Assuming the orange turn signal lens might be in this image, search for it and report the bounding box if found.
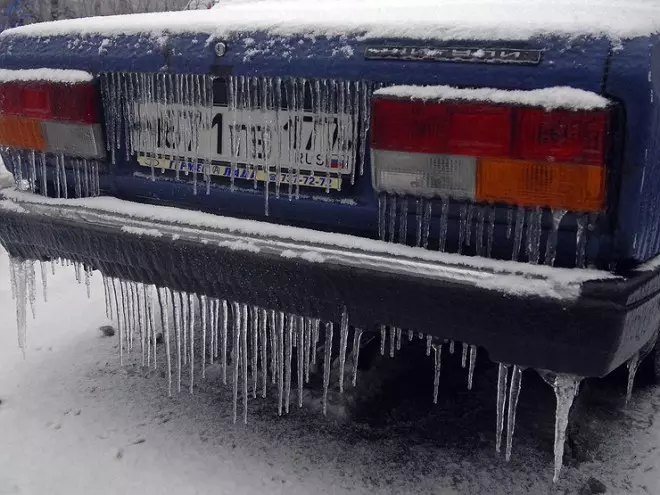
[0,115,46,150]
[476,158,605,212]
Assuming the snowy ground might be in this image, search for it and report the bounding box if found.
[0,247,659,495]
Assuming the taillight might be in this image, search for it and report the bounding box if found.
[370,87,609,212]
[0,71,104,158]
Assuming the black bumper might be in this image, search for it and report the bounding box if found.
[1,189,659,378]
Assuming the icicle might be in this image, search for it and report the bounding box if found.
[260,308,268,398]
[449,340,455,354]
[458,204,468,253]
[459,205,472,248]
[422,199,432,248]
[311,318,320,366]
[467,345,477,390]
[495,363,510,453]
[389,326,396,358]
[526,207,543,265]
[84,266,92,299]
[408,329,414,341]
[351,328,363,387]
[221,299,228,384]
[181,292,189,367]
[269,311,277,384]
[26,261,36,320]
[511,207,526,261]
[11,259,28,356]
[505,365,523,461]
[241,304,248,424]
[232,302,241,424]
[284,314,294,414]
[415,198,424,247]
[544,209,567,267]
[475,206,486,256]
[277,311,285,416]
[438,197,449,252]
[322,322,334,416]
[461,342,468,368]
[626,352,640,406]
[200,295,207,379]
[576,214,588,268]
[506,207,514,240]
[188,294,195,394]
[425,334,432,356]
[380,324,386,356]
[388,195,397,243]
[297,315,304,408]
[486,206,496,258]
[338,308,349,392]
[304,318,312,384]
[396,327,402,351]
[378,193,387,241]
[111,279,123,366]
[251,306,259,399]
[172,290,183,393]
[539,372,582,483]
[398,197,409,245]
[432,344,442,404]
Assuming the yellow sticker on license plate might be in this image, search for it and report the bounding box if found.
[137,156,342,190]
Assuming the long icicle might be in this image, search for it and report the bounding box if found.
[260,308,268,398]
[467,345,477,390]
[351,328,363,387]
[496,363,510,453]
[232,302,241,424]
[323,322,334,416]
[505,365,523,461]
[297,315,305,408]
[338,308,349,393]
[277,311,285,416]
[241,304,248,424]
[432,344,443,404]
[157,288,172,396]
[284,314,293,414]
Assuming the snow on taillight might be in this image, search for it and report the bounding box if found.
[370,85,610,212]
[0,69,104,159]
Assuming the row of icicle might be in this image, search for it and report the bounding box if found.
[378,194,597,267]
[1,148,101,199]
[9,257,649,482]
[100,72,375,214]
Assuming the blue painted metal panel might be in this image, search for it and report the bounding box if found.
[606,36,660,264]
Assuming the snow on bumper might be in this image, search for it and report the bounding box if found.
[0,188,658,377]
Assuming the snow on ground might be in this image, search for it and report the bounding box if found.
[0,247,659,495]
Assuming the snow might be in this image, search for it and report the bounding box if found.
[1,0,659,42]
[0,68,93,84]
[374,85,610,111]
[121,226,163,237]
[0,247,659,494]
[0,189,619,301]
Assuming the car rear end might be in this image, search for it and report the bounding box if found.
[0,0,660,480]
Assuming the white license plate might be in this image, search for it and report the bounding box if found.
[132,103,356,176]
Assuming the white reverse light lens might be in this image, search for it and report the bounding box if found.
[41,122,106,159]
[371,149,476,199]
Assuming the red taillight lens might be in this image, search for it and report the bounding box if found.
[514,109,607,165]
[370,93,610,212]
[0,80,104,158]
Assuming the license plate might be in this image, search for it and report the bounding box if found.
[137,156,342,190]
[132,103,356,177]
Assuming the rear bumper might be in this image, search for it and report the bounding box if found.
[1,188,659,377]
